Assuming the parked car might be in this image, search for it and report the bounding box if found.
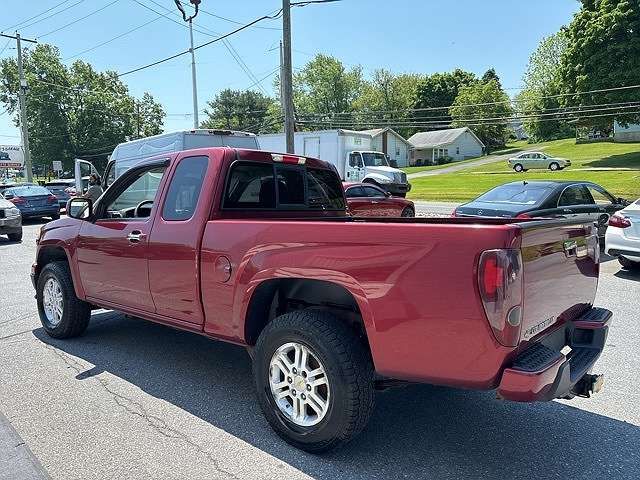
[508,152,571,172]
[33,147,611,452]
[343,182,415,217]
[605,198,640,270]
[0,182,36,196]
[453,180,628,240]
[3,185,60,220]
[0,192,22,241]
[45,179,76,210]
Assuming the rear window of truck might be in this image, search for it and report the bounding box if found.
[224,161,345,211]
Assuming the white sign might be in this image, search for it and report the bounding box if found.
[0,145,24,168]
[53,160,63,172]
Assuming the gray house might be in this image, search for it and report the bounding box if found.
[408,127,485,165]
[360,127,412,167]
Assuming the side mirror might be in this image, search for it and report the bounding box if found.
[67,197,93,219]
[4,193,13,200]
[617,197,628,205]
[385,191,391,197]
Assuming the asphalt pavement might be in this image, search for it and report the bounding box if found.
[1,219,639,480]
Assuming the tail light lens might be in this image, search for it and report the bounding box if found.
[608,213,631,228]
[478,249,523,347]
[9,196,25,205]
[451,208,458,217]
[516,213,531,219]
[47,194,58,204]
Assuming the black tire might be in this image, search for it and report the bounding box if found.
[253,310,375,453]
[513,163,524,172]
[36,261,91,338]
[619,256,640,270]
[7,231,22,242]
[549,162,560,171]
[401,207,415,217]
[50,213,60,220]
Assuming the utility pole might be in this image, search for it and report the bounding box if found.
[174,1,201,129]
[1,32,37,182]
[282,0,295,153]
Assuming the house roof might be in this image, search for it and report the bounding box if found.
[358,127,412,146]
[408,127,485,149]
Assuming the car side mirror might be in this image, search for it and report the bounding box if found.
[67,197,93,220]
[4,193,13,200]
[385,191,391,197]
[617,197,628,205]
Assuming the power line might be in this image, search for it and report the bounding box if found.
[0,38,11,56]
[14,0,87,32]
[1,0,74,32]
[37,0,121,39]
[170,0,282,31]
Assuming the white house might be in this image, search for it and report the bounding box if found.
[614,122,640,143]
[360,128,412,167]
[407,127,485,165]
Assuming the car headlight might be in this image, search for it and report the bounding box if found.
[6,207,20,217]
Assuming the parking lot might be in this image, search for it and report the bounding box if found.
[1,219,639,480]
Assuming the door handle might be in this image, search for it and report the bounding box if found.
[127,231,146,243]
[563,208,573,214]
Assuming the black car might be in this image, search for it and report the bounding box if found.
[45,179,76,210]
[453,180,629,239]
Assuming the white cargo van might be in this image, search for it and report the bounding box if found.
[257,129,411,196]
[75,129,259,192]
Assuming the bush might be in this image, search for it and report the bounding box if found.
[436,156,453,165]
[415,159,423,166]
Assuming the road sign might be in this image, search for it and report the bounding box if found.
[53,160,63,172]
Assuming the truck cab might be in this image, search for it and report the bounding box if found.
[345,150,410,196]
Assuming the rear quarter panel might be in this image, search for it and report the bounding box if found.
[201,220,519,389]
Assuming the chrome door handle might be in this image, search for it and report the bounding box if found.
[127,231,146,243]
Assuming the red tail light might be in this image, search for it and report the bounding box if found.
[516,212,531,219]
[47,194,58,204]
[608,213,631,228]
[451,208,458,217]
[9,196,25,205]
[478,249,523,347]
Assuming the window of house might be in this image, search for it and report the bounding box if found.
[162,156,208,221]
[395,146,400,156]
[456,146,460,155]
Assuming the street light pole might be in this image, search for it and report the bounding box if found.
[282,0,295,153]
[189,19,199,129]
[1,32,37,182]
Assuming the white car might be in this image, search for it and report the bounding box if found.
[605,198,640,270]
[507,152,571,172]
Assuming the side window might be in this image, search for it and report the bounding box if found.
[558,185,592,207]
[363,186,384,198]
[162,156,208,221]
[102,167,166,219]
[224,163,275,209]
[307,168,345,210]
[349,153,363,168]
[345,186,365,198]
[587,185,615,205]
[276,166,305,206]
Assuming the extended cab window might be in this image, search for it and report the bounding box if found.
[102,167,166,219]
[162,156,208,221]
[225,163,276,209]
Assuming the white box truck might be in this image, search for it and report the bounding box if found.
[257,129,411,196]
[74,129,259,193]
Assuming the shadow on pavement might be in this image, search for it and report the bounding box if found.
[614,268,640,282]
[34,313,639,480]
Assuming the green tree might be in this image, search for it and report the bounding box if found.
[450,80,513,149]
[0,44,164,173]
[482,68,502,88]
[201,88,278,133]
[518,31,573,141]
[354,69,423,135]
[413,69,478,124]
[292,54,363,128]
[559,0,640,127]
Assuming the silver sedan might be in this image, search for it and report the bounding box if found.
[508,152,571,172]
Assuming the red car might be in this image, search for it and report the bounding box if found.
[32,148,610,452]
[343,182,415,217]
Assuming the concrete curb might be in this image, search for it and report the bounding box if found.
[0,412,50,480]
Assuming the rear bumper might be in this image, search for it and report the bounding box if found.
[498,307,611,402]
[21,208,59,218]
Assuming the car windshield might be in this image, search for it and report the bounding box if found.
[361,153,389,167]
[476,184,553,205]
[8,186,51,196]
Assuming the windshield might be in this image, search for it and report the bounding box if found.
[476,184,553,205]
[8,186,51,196]
[361,153,389,167]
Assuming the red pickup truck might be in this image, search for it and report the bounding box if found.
[32,147,611,452]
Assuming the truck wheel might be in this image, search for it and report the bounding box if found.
[513,164,524,172]
[36,261,91,338]
[401,207,415,217]
[619,256,640,271]
[7,231,22,242]
[253,310,375,453]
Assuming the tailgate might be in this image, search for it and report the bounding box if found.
[518,221,599,343]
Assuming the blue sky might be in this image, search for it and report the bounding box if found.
[0,0,580,143]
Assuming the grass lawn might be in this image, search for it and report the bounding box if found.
[408,139,640,203]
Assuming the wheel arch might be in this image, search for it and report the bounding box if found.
[243,277,374,355]
[36,244,84,299]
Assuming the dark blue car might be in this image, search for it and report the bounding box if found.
[45,179,75,210]
[2,185,60,220]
